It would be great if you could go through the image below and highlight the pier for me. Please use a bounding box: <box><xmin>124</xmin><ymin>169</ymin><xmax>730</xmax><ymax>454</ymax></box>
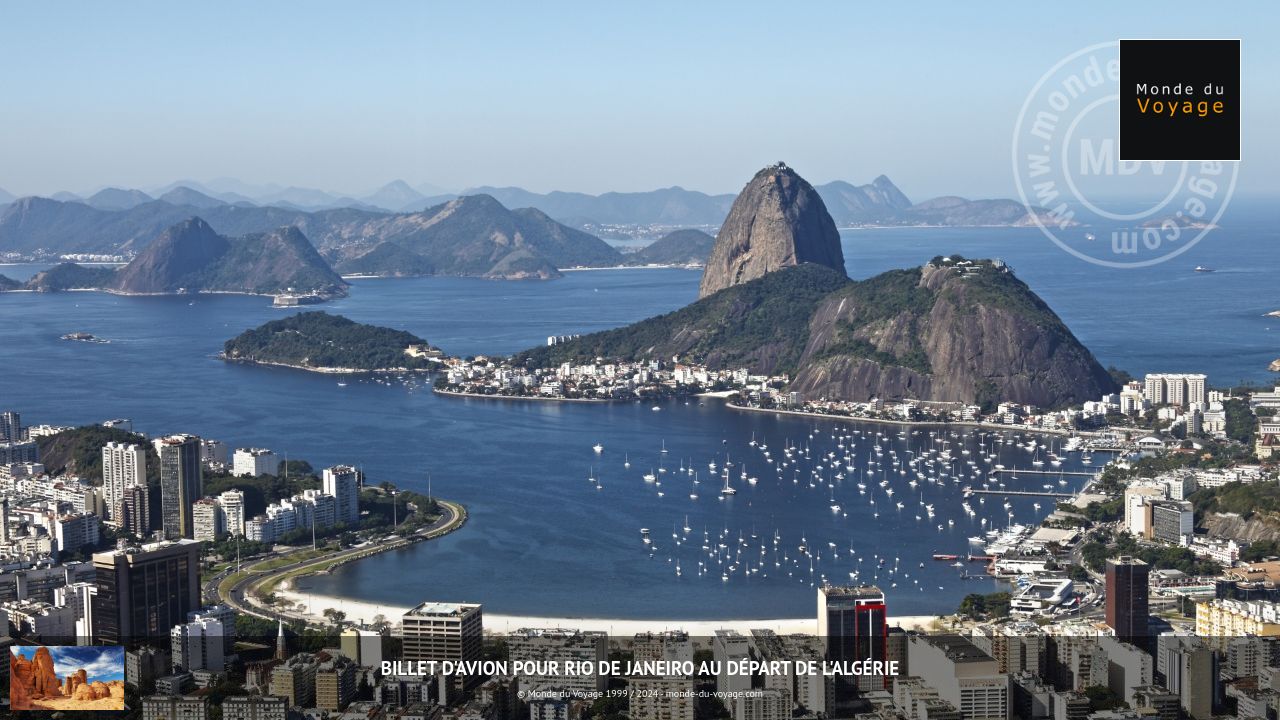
<box><xmin>966</xmin><ymin>488</ymin><xmax>1075</xmax><ymax>499</ymax></box>
<box><xmin>993</xmin><ymin>468</ymin><xmax>1098</xmax><ymax>477</ymax></box>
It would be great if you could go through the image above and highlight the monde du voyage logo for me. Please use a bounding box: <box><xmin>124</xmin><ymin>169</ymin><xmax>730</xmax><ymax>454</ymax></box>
<box><xmin>1013</xmin><ymin>40</ymin><xmax>1241</xmax><ymax>268</ymax></box>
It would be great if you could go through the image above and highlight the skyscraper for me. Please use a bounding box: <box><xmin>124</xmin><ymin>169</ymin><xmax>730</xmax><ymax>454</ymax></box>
<box><xmin>120</xmin><ymin>485</ymin><xmax>152</xmax><ymax>537</ymax></box>
<box><xmin>218</xmin><ymin>489</ymin><xmax>246</xmax><ymax>537</ymax></box>
<box><xmin>91</xmin><ymin>539</ymin><xmax>202</xmax><ymax>643</ymax></box>
<box><xmin>322</xmin><ymin>465</ymin><xmax>359</xmax><ymax>526</ymax></box>
<box><xmin>0</xmin><ymin>410</ymin><xmax>21</xmax><ymax>442</ymax></box>
<box><xmin>818</xmin><ymin>584</ymin><xmax>887</xmax><ymax>692</ymax></box>
<box><xmin>156</xmin><ymin>435</ymin><xmax>202</xmax><ymax>539</ymax></box>
<box><xmin>103</xmin><ymin>441</ymin><xmax>146</xmax><ymax>525</ymax></box>
<box><xmin>1106</xmin><ymin>557</ymin><xmax>1150</xmax><ymax>642</ymax></box>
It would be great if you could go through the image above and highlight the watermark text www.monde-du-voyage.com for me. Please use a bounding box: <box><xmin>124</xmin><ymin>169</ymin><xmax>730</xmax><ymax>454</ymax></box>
<box><xmin>1013</xmin><ymin>39</ymin><xmax>1241</xmax><ymax>269</ymax></box>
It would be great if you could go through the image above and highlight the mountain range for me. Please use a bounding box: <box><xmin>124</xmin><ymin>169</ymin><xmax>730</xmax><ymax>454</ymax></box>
<box><xmin>0</xmin><ymin>173</ymin><xmax>1058</xmax><ymax>251</ymax></box>
<box><xmin>9</xmin><ymin>218</ymin><xmax>347</xmax><ymax>296</ymax></box>
<box><xmin>515</xmin><ymin>163</ymin><xmax>1116</xmax><ymax>408</ymax></box>
<box><xmin>0</xmin><ymin>190</ymin><xmax>623</xmax><ymax>277</ymax></box>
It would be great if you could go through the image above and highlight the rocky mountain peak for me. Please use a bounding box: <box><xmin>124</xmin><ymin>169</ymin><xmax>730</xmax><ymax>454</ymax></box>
<box><xmin>698</xmin><ymin>163</ymin><xmax>845</xmax><ymax>298</ymax></box>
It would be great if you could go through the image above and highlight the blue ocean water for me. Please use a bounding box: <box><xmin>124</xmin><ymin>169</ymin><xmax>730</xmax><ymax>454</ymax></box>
<box><xmin>0</xmin><ymin>204</ymin><xmax>1275</xmax><ymax>619</ymax></box>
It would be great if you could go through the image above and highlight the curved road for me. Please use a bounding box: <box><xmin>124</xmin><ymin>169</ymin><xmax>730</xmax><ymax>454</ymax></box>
<box><xmin>212</xmin><ymin>499</ymin><xmax>467</xmax><ymax>623</ymax></box>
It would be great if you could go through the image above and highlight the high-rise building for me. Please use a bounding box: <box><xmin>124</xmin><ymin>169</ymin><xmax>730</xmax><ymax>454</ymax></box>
<box><xmin>172</xmin><ymin>617</ymin><xmax>226</xmax><ymax>672</ymax></box>
<box><xmin>1106</xmin><ymin>557</ymin><xmax>1150</xmax><ymax>642</ymax></box>
<box><xmin>818</xmin><ymin>584</ymin><xmax>887</xmax><ymax>692</ymax></box>
<box><xmin>315</xmin><ymin>654</ymin><xmax>358</xmax><ymax>711</ymax></box>
<box><xmin>120</xmin><ymin>485</ymin><xmax>152</xmax><ymax>537</ymax></box>
<box><xmin>713</xmin><ymin>630</ymin><xmax>754</xmax><ymax>695</ymax></box>
<box><xmin>218</xmin><ymin>489</ymin><xmax>246</xmax><ymax>537</ymax></box>
<box><xmin>91</xmin><ymin>540</ymin><xmax>202</xmax><ymax>643</ymax></box>
<box><xmin>507</xmin><ymin>627</ymin><xmax>609</xmax><ymax>694</ymax></box>
<box><xmin>340</xmin><ymin>626</ymin><xmax>385</xmax><ymax>668</ymax></box>
<box><xmin>0</xmin><ymin>410</ymin><xmax>21</xmax><ymax>442</ymax></box>
<box><xmin>1142</xmin><ymin>373</ymin><xmax>1208</xmax><ymax>408</ymax></box>
<box><xmin>192</xmin><ymin>498</ymin><xmax>223</xmax><ymax>542</ymax></box>
<box><xmin>233</xmin><ymin>448</ymin><xmax>278</xmax><ymax>478</ymax></box>
<box><xmin>102</xmin><ymin>441</ymin><xmax>146</xmax><ymax>524</ymax></box>
<box><xmin>157</xmin><ymin>435</ymin><xmax>202</xmax><ymax>539</ymax></box>
<box><xmin>907</xmin><ymin>634</ymin><xmax>1009</xmax><ymax>720</ymax></box>
<box><xmin>269</xmin><ymin>652</ymin><xmax>320</xmax><ymax>708</ymax></box>
<box><xmin>401</xmin><ymin>601</ymin><xmax>482</xmax><ymax>690</ymax></box>
<box><xmin>1151</xmin><ymin>501</ymin><xmax>1194</xmax><ymax>545</ymax></box>
<box><xmin>125</xmin><ymin>645</ymin><xmax>171</xmax><ymax>693</ymax></box>
<box><xmin>322</xmin><ymin>465</ymin><xmax>359</xmax><ymax>525</ymax></box>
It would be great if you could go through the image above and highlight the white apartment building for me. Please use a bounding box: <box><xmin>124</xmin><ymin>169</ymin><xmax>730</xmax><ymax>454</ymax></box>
<box><xmin>1143</xmin><ymin>373</ymin><xmax>1207</xmax><ymax>408</ymax></box>
<box><xmin>322</xmin><ymin>465</ymin><xmax>360</xmax><ymax>525</ymax></box>
<box><xmin>102</xmin><ymin>441</ymin><xmax>146</xmax><ymax>525</ymax></box>
<box><xmin>218</xmin><ymin>489</ymin><xmax>245</xmax><ymax>537</ymax></box>
<box><xmin>192</xmin><ymin>498</ymin><xmax>223</xmax><ymax>542</ymax></box>
<box><xmin>232</xmin><ymin>448</ymin><xmax>277</xmax><ymax>477</ymax></box>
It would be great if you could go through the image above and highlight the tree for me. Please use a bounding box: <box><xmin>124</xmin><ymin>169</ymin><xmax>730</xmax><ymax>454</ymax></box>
<box><xmin>322</xmin><ymin>607</ymin><xmax>348</xmax><ymax>627</ymax></box>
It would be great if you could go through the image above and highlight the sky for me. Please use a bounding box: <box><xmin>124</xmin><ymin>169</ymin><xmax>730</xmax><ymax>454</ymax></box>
<box><xmin>1</xmin><ymin>1</ymin><xmax>1276</xmax><ymax>199</ymax></box>
<box><xmin>11</xmin><ymin>646</ymin><xmax>126</xmax><ymax>683</ymax></box>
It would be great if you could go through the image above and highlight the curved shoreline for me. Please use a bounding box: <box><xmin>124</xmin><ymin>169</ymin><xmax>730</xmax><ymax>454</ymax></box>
<box><xmin>432</xmin><ymin>387</ymin><xmax>615</xmax><ymax>403</ymax></box>
<box><xmin>219</xmin><ymin>353</ymin><xmax>436</xmax><ymax>375</ymax></box>
<box><xmin>222</xmin><ymin>499</ymin><xmax>468</xmax><ymax>622</ymax></box>
<box><xmin>725</xmin><ymin>401</ymin><xmax>1095</xmax><ymax>437</ymax></box>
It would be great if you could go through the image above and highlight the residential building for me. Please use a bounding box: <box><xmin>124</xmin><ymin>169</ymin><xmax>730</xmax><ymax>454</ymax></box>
<box><xmin>126</xmin><ymin>646</ymin><xmax>171</xmax><ymax>692</ymax></box>
<box><xmin>120</xmin><ymin>485</ymin><xmax>152</xmax><ymax>537</ymax></box>
<box><xmin>218</xmin><ymin>489</ymin><xmax>246</xmax><ymax>537</ymax></box>
<box><xmin>629</xmin><ymin>676</ymin><xmax>695</xmax><ymax>720</ymax></box>
<box><xmin>192</xmin><ymin>498</ymin><xmax>223</xmax><ymax>542</ymax></box>
<box><xmin>907</xmin><ymin>634</ymin><xmax>1009</xmax><ymax>720</ymax></box>
<box><xmin>726</xmin><ymin>688</ymin><xmax>791</xmax><ymax>720</ymax></box>
<box><xmin>221</xmin><ymin>695</ymin><xmax>288</xmax><ymax>720</ymax></box>
<box><xmin>315</xmin><ymin>654</ymin><xmax>358</xmax><ymax>710</ymax></box>
<box><xmin>233</xmin><ymin>448</ymin><xmax>277</xmax><ymax>478</ymax></box>
<box><xmin>1151</xmin><ymin>501</ymin><xmax>1194</xmax><ymax>545</ymax></box>
<box><xmin>507</xmin><ymin>627</ymin><xmax>609</xmax><ymax>694</ymax></box>
<box><xmin>323</xmin><ymin>465</ymin><xmax>360</xmax><ymax>525</ymax></box>
<box><xmin>269</xmin><ymin>652</ymin><xmax>320</xmax><ymax>708</ymax></box>
<box><xmin>172</xmin><ymin>617</ymin><xmax>225</xmax><ymax>672</ymax></box>
<box><xmin>141</xmin><ymin>694</ymin><xmax>209</xmax><ymax>720</ymax></box>
<box><xmin>102</xmin><ymin>441</ymin><xmax>146</xmax><ymax>525</ymax></box>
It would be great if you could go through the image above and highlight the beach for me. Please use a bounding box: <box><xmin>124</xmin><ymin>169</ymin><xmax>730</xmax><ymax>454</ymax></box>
<box><xmin>277</xmin><ymin>587</ymin><xmax>942</xmax><ymax>635</ymax></box>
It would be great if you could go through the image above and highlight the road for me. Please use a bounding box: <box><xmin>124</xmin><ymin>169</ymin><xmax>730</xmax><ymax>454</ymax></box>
<box><xmin>209</xmin><ymin>499</ymin><xmax>466</xmax><ymax>623</ymax></box>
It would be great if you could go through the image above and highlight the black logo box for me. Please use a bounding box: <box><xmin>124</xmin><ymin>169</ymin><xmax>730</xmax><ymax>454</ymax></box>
<box><xmin>1119</xmin><ymin>39</ymin><xmax>1240</xmax><ymax>161</ymax></box>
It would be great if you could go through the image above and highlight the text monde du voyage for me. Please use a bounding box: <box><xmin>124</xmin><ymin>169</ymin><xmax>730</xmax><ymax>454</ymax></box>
<box><xmin>384</xmin><ymin>659</ymin><xmax>901</xmax><ymax>678</ymax></box>
<box><xmin>1134</xmin><ymin>82</ymin><xmax>1228</xmax><ymax>118</ymax></box>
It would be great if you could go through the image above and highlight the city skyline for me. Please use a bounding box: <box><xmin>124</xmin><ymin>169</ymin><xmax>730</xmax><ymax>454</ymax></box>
<box><xmin>1</xmin><ymin>1</ymin><xmax>1277</xmax><ymax>199</ymax></box>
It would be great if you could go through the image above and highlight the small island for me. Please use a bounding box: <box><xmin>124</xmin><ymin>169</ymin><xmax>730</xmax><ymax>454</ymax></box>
<box><xmin>222</xmin><ymin>311</ymin><xmax>442</xmax><ymax>373</ymax></box>
<box><xmin>60</xmin><ymin>332</ymin><xmax>109</xmax><ymax>344</ymax></box>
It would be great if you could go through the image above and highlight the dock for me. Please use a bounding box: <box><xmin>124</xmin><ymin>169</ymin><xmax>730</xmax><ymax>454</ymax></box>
<box><xmin>993</xmin><ymin>469</ymin><xmax>1098</xmax><ymax>477</ymax></box>
<box><xmin>966</xmin><ymin>489</ymin><xmax>1075</xmax><ymax>499</ymax></box>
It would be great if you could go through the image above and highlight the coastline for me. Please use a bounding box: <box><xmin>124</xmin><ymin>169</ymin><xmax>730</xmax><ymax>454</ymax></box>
<box><xmin>274</xmin><ymin>588</ymin><xmax>941</xmax><ymax>635</ymax></box>
<box><xmin>433</xmin><ymin>386</ymin><xmax>616</xmax><ymax>403</ymax></box>
<box><xmin>725</xmin><ymin>401</ymin><xmax>1091</xmax><ymax>438</ymax></box>
<box><xmin>220</xmin><ymin>353</ymin><xmax>436</xmax><ymax>375</ymax></box>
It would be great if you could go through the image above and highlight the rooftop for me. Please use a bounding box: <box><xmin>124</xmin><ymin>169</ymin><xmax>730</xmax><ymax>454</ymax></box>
<box><xmin>405</xmin><ymin>601</ymin><xmax>481</xmax><ymax>618</ymax></box>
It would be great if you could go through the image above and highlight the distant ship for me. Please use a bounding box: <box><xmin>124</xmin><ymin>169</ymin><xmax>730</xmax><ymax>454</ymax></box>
<box><xmin>1194</xmin><ymin>265</ymin><xmax>1214</xmax><ymax>273</ymax></box>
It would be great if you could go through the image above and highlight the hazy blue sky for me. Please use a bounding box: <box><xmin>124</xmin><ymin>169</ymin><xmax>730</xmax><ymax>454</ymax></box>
<box><xmin>1</xmin><ymin>2</ymin><xmax>1274</xmax><ymax>199</ymax></box>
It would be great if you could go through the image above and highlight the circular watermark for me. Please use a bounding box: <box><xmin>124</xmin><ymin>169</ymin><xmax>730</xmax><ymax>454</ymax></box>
<box><xmin>1011</xmin><ymin>41</ymin><xmax>1238</xmax><ymax>268</ymax></box>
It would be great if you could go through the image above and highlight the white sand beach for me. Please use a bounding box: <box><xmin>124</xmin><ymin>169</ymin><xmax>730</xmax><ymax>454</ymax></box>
<box><xmin>276</xmin><ymin>587</ymin><xmax>942</xmax><ymax>635</ymax></box>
